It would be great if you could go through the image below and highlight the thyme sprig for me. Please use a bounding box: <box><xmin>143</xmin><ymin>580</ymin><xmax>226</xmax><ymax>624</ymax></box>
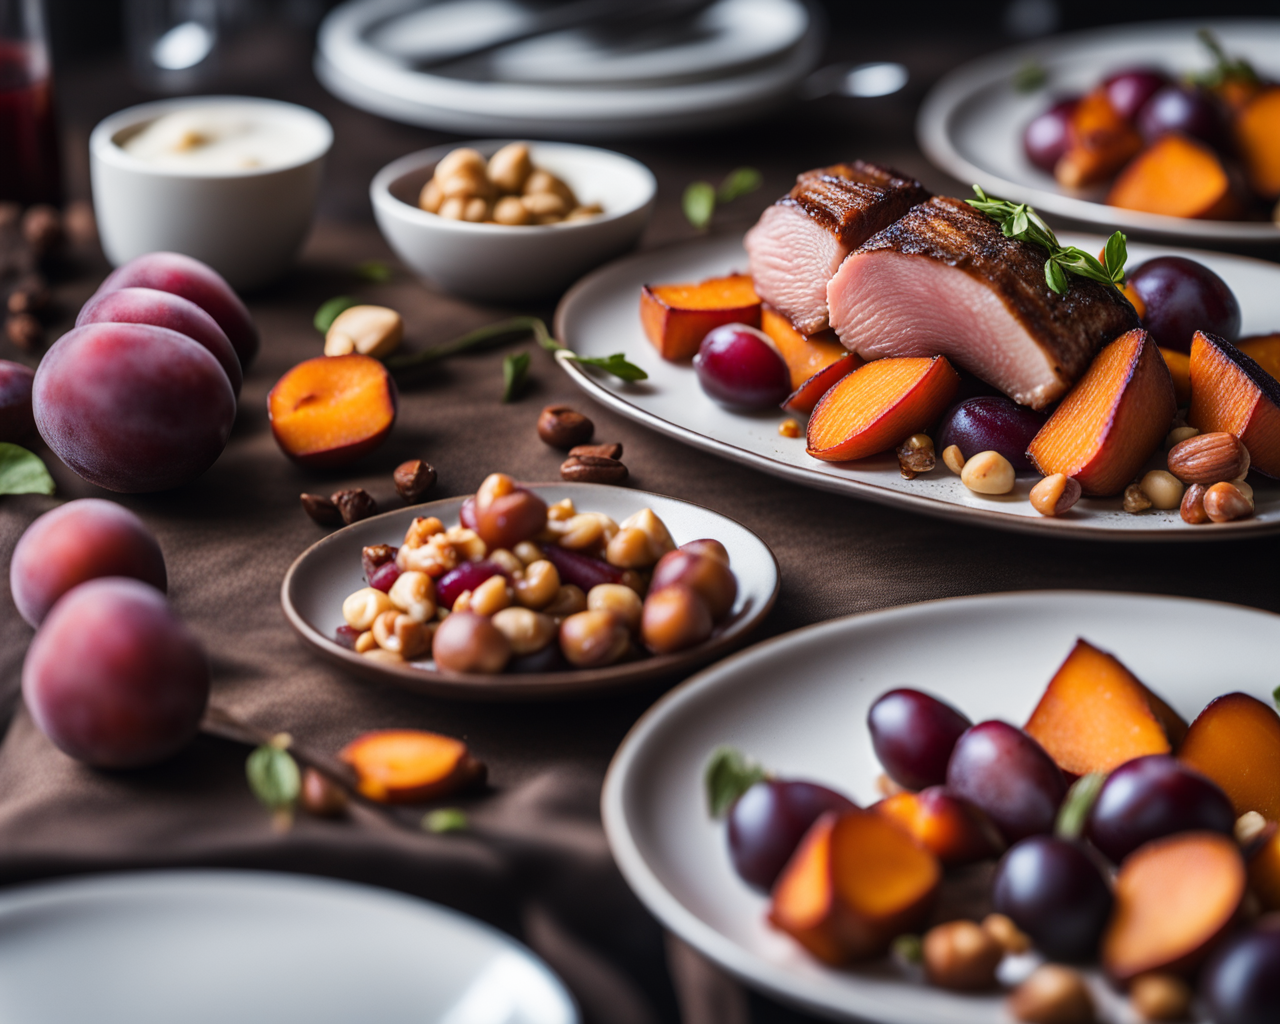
<box><xmin>966</xmin><ymin>186</ymin><xmax>1128</xmax><ymax>295</ymax></box>
<box><xmin>1190</xmin><ymin>28</ymin><xmax>1258</xmax><ymax>89</ymax></box>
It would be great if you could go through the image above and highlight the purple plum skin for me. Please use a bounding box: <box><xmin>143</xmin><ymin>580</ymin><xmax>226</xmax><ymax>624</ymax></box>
<box><xmin>1200</xmin><ymin>919</ymin><xmax>1280</xmax><ymax>1024</ymax></box>
<box><xmin>946</xmin><ymin>721</ymin><xmax>1067</xmax><ymax>844</ymax></box>
<box><xmin>1024</xmin><ymin>96</ymin><xmax>1080</xmax><ymax>174</ymax></box>
<box><xmin>1137</xmin><ymin>84</ymin><xmax>1229</xmax><ymax>150</ymax></box>
<box><xmin>22</xmin><ymin>577</ymin><xmax>208</xmax><ymax>768</ymax></box>
<box><xmin>694</xmin><ymin>324</ymin><xmax>791</xmax><ymax>410</ymax></box>
<box><xmin>727</xmin><ymin>778</ymin><xmax>857</xmax><ymax>891</ymax></box>
<box><xmin>1103</xmin><ymin>68</ymin><xmax>1169</xmax><ymax>121</ymax></box>
<box><xmin>436</xmin><ymin>560</ymin><xmax>508</xmax><ymax>610</ymax></box>
<box><xmin>9</xmin><ymin>498</ymin><xmax>167</xmax><ymax>627</ymax></box>
<box><xmin>0</xmin><ymin>359</ymin><xmax>36</xmax><ymax>442</ymax></box>
<box><xmin>1128</xmin><ymin>256</ymin><xmax>1242</xmax><ymax>354</ymax></box>
<box><xmin>935</xmin><ymin>396</ymin><xmax>1047</xmax><ymax>473</ymax></box>
<box><xmin>868</xmin><ymin>688</ymin><xmax>972</xmax><ymax>791</ymax></box>
<box><xmin>1086</xmin><ymin>754</ymin><xmax>1235</xmax><ymax>863</ymax></box>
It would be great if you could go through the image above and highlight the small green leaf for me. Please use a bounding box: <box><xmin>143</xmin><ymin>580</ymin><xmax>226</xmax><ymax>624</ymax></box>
<box><xmin>246</xmin><ymin>743</ymin><xmax>301</xmax><ymax>811</ymax></box>
<box><xmin>423</xmin><ymin>808</ymin><xmax>468</xmax><ymax>834</ymax></box>
<box><xmin>1104</xmin><ymin>231</ymin><xmax>1128</xmax><ymax>283</ymax></box>
<box><xmin>1045</xmin><ymin>259</ymin><xmax>1069</xmax><ymax>295</ymax></box>
<box><xmin>314</xmin><ymin>296</ymin><xmax>359</xmax><ymax>334</ymax></box>
<box><xmin>355</xmin><ymin>259</ymin><xmax>393</xmax><ymax>283</ymax></box>
<box><xmin>1273</xmin><ymin>684</ymin><xmax>1280</xmax><ymax>711</ymax></box>
<box><xmin>0</xmin><ymin>444</ymin><xmax>55</xmax><ymax>496</ymax></box>
<box><xmin>1012</xmin><ymin>60</ymin><xmax>1048</xmax><ymax>93</ymax></box>
<box><xmin>717</xmin><ymin>167</ymin><xmax>762</xmax><ymax>204</ymax></box>
<box><xmin>892</xmin><ymin>934</ymin><xmax>924</xmax><ymax>964</ymax></box>
<box><xmin>567</xmin><ymin>352</ymin><xmax>649</xmax><ymax>382</ymax></box>
<box><xmin>705</xmin><ymin>746</ymin><xmax>767</xmax><ymax>818</ymax></box>
<box><xmin>1055</xmin><ymin>772</ymin><xmax>1108</xmax><ymax>840</ymax></box>
<box><xmin>502</xmin><ymin>351</ymin><xmax>530</xmax><ymax>402</ymax></box>
<box><xmin>683</xmin><ymin>181</ymin><xmax>717</xmax><ymax>231</ymax></box>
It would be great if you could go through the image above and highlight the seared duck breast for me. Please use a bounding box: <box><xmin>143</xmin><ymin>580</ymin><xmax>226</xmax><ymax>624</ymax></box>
<box><xmin>745</xmin><ymin>162</ymin><xmax>928</xmax><ymax>336</ymax></box>
<box><xmin>826</xmin><ymin>197</ymin><xmax>1141</xmax><ymax>409</ymax></box>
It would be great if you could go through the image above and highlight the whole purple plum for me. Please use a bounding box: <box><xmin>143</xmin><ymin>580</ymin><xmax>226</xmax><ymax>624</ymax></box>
<box><xmin>935</xmin><ymin>396</ymin><xmax>1047</xmax><ymax>473</ymax></box>
<box><xmin>694</xmin><ymin>324</ymin><xmax>791</xmax><ymax>410</ymax></box>
<box><xmin>0</xmin><ymin>360</ymin><xmax>35</xmax><ymax>442</ymax></box>
<box><xmin>946</xmin><ymin>721</ymin><xmax>1067</xmax><ymax>843</ymax></box>
<box><xmin>1136</xmin><ymin>84</ymin><xmax>1229</xmax><ymax>150</ymax></box>
<box><xmin>1103</xmin><ymin>68</ymin><xmax>1168</xmax><ymax>120</ymax></box>
<box><xmin>1128</xmin><ymin>256</ymin><xmax>1241</xmax><ymax>354</ymax></box>
<box><xmin>1024</xmin><ymin>96</ymin><xmax>1080</xmax><ymax>174</ymax></box>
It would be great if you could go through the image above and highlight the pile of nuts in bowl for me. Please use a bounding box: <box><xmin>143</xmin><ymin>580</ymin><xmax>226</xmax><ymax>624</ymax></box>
<box><xmin>417</xmin><ymin>143</ymin><xmax>603</xmax><ymax>226</ymax></box>
<box><xmin>336</xmin><ymin>473</ymin><xmax>739</xmax><ymax>674</ymax></box>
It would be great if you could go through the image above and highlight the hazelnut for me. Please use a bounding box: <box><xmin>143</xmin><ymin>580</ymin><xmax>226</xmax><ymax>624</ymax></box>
<box><xmin>493</xmin><ymin>195</ymin><xmax>530</xmax><ymax>226</ymax></box>
<box><xmin>432</xmin><ymin>611</ymin><xmax>510</xmax><ymax>674</ymax></box>
<box><xmin>332</xmin><ymin>488</ymin><xmax>379</xmax><ymax>525</ymax></box>
<box><xmin>942</xmin><ymin>444</ymin><xmax>965</xmax><ymax>474</ymax></box>
<box><xmin>960</xmin><ymin>450</ymin><xmax>1015</xmax><ymax>495</ymax></box>
<box><xmin>1009</xmin><ymin>965</ymin><xmax>1095</xmax><ymax>1024</ymax></box>
<box><xmin>487</xmin><ymin>142</ymin><xmax>532</xmax><ymax>193</ymax></box>
<box><xmin>6</xmin><ymin>312</ymin><xmax>42</xmax><ymax>350</ymax></box>
<box><xmin>434</xmin><ymin>147</ymin><xmax>487</xmax><ymax>182</ymax></box>
<box><xmin>1180</xmin><ymin>482</ymin><xmax>1209</xmax><ymax>525</ymax></box>
<box><xmin>1123</xmin><ymin>483</ymin><xmax>1153</xmax><ymax>513</ymax></box>
<box><xmin>1203</xmin><ymin>481</ymin><xmax>1253</xmax><ymax>523</ymax></box>
<box><xmin>641</xmin><ymin>584</ymin><xmax>712</xmax><ymax>655</ymax></box>
<box><xmin>922</xmin><ymin>919</ymin><xmax>1002</xmax><ymax>991</ymax></box>
<box><xmin>1129</xmin><ymin>972</ymin><xmax>1191</xmax><ymax>1021</ymax></box>
<box><xmin>301</xmin><ymin>493</ymin><xmax>343</xmax><ymax>526</ymax></box>
<box><xmin>897</xmin><ymin>434</ymin><xmax>936</xmax><ymax>479</ymax></box>
<box><xmin>982</xmin><ymin>912</ymin><xmax>1031</xmax><ymax>954</ymax></box>
<box><xmin>537</xmin><ymin>404</ymin><xmax>594</xmax><ymax>449</ymax></box>
<box><xmin>1030</xmin><ymin>474</ymin><xmax>1082</xmax><ymax>517</ymax></box>
<box><xmin>1138</xmin><ymin>470</ymin><xmax>1184</xmax><ymax>511</ymax></box>
<box><xmin>418</xmin><ymin>178</ymin><xmax>444</xmax><ymax>213</ymax></box>
<box><xmin>559</xmin><ymin>610</ymin><xmax>630</xmax><ymax>667</ymax></box>
<box><xmin>393</xmin><ymin>459</ymin><xmax>437</xmax><ymax>501</ymax></box>
<box><xmin>300</xmin><ymin>767</ymin><xmax>349</xmax><ymax>817</ymax></box>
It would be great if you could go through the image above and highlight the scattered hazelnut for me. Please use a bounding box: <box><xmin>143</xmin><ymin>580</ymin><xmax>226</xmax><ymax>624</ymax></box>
<box><xmin>942</xmin><ymin>444</ymin><xmax>965</xmax><ymax>475</ymax></box>
<box><xmin>300</xmin><ymin>767</ymin><xmax>349</xmax><ymax>818</ymax></box>
<box><xmin>1164</xmin><ymin>425</ymin><xmax>1199</xmax><ymax>449</ymax></box>
<box><xmin>1203</xmin><ymin>480</ymin><xmax>1253</xmax><ymax>523</ymax></box>
<box><xmin>561</xmin><ymin>454</ymin><xmax>628</xmax><ymax>485</ymax></box>
<box><xmin>1123</xmin><ymin>483</ymin><xmax>1153</xmax><ymax>513</ymax></box>
<box><xmin>897</xmin><ymin>434</ymin><xmax>936</xmax><ymax>479</ymax></box>
<box><xmin>778</xmin><ymin>419</ymin><xmax>801</xmax><ymax>438</ymax></box>
<box><xmin>301</xmin><ymin>493</ymin><xmax>343</xmax><ymax>526</ymax></box>
<box><xmin>332</xmin><ymin>488</ymin><xmax>379</xmax><ymax>525</ymax></box>
<box><xmin>393</xmin><ymin>459</ymin><xmax>437</xmax><ymax>501</ymax></box>
<box><xmin>487</xmin><ymin>142</ymin><xmax>533</xmax><ymax>194</ymax></box>
<box><xmin>1180</xmin><ymin>482</ymin><xmax>1209</xmax><ymax>525</ymax></box>
<box><xmin>21</xmin><ymin>204</ymin><xmax>61</xmax><ymax>254</ymax></box>
<box><xmin>982</xmin><ymin>913</ymin><xmax>1032</xmax><ymax>954</ymax></box>
<box><xmin>7</xmin><ymin>274</ymin><xmax>48</xmax><ymax>314</ymax></box>
<box><xmin>921</xmin><ymin>920</ymin><xmax>1002</xmax><ymax>990</ymax></box>
<box><xmin>1129</xmin><ymin>972</ymin><xmax>1192</xmax><ymax>1021</ymax></box>
<box><xmin>5</xmin><ymin>312</ymin><xmax>42</xmax><ymax>350</ymax></box>
<box><xmin>1008</xmin><ymin>964</ymin><xmax>1095</xmax><ymax>1024</ymax></box>
<box><xmin>537</xmin><ymin>403</ymin><xmax>594</xmax><ymax>449</ymax></box>
<box><xmin>1138</xmin><ymin>470</ymin><xmax>1184</xmax><ymax>510</ymax></box>
<box><xmin>1030</xmin><ymin>473</ymin><xmax>1082</xmax><ymax>516</ymax></box>
<box><xmin>960</xmin><ymin>450</ymin><xmax>1015</xmax><ymax>495</ymax></box>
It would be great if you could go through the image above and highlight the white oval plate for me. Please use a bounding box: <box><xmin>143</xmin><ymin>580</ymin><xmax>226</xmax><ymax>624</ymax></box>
<box><xmin>555</xmin><ymin>232</ymin><xmax>1280</xmax><ymax>540</ymax></box>
<box><xmin>917</xmin><ymin>19</ymin><xmax>1280</xmax><ymax>245</ymax></box>
<box><xmin>0</xmin><ymin>870</ymin><xmax>575</xmax><ymax>1024</ymax></box>
<box><xmin>282</xmin><ymin>483</ymin><xmax>779</xmax><ymax>700</ymax></box>
<box><xmin>602</xmin><ymin>590</ymin><xmax>1280</xmax><ymax>1024</ymax></box>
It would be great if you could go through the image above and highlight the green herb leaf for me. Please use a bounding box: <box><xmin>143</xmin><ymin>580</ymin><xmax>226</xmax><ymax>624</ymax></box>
<box><xmin>704</xmin><ymin>746</ymin><xmax>767</xmax><ymax>818</ymax></box>
<box><xmin>423</xmin><ymin>808</ymin><xmax>468</xmax><ymax>834</ymax></box>
<box><xmin>891</xmin><ymin>934</ymin><xmax>924</xmax><ymax>964</ymax></box>
<box><xmin>314</xmin><ymin>296</ymin><xmax>359</xmax><ymax>334</ymax></box>
<box><xmin>1055</xmin><ymin>771</ymin><xmax>1108</xmax><ymax>840</ymax></box>
<box><xmin>717</xmin><ymin>167</ymin><xmax>763</xmax><ymax>204</ymax></box>
<box><xmin>1013</xmin><ymin>59</ymin><xmax>1048</xmax><ymax>93</ymax></box>
<box><xmin>355</xmin><ymin>259</ymin><xmax>393</xmax><ymax>283</ymax></box>
<box><xmin>567</xmin><ymin>352</ymin><xmax>649</xmax><ymax>382</ymax></box>
<box><xmin>1045</xmin><ymin>259</ymin><xmax>1070</xmax><ymax>295</ymax></box>
<box><xmin>683</xmin><ymin>181</ymin><xmax>717</xmax><ymax>231</ymax></box>
<box><xmin>0</xmin><ymin>444</ymin><xmax>55</xmax><ymax>496</ymax></box>
<box><xmin>1104</xmin><ymin>230</ymin><xmax>1128</xmax><ymax>284</ymax></box>
<box><xmin>1273</xmin><ymin>683</ymin><xmax>1280</xmax><ymax>711</ymax></box>
<box><xmin>246</xmin><ymin>742</ymin><xmax>301</xmax><ymax>811</ymax></box>
<box><xmin>502</xmin><ymin>351</ymin><xmax>531</xmax><ymax>402</ymax></box>
<box><xmin>1191</xmin><ymin>28</ymin><xmax>1259</xmax><ymax>88</ymax></box>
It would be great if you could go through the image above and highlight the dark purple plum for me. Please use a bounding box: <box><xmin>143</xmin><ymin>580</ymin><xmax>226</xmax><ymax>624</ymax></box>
<box><xmin>1200</xmin><ymin>918</ymin><xmax>1280</xmax><ymax>1024</ymax></box>
<box><xmin>868</xmin><ymin>688</ymin><xmax>972</xmax><ymax>791</ymax></box>
<box><xmin>1024</xmin><ymin>96</ymin><xmax>1080</xmax><ymax>174</ymax></box>
<box><xmin>935</xmin><ymin>396</ymin><xmax>1047</xmax><ymax>473</ymax></box>
<box><xmin>727</xmin><ymin>778</ymin><xmax>857</xmax><ymax>890</ymax></box>
<box><xmin>334</xmin><ymin>624</ymin><xmax>360</xmax><ymax>649</ymax></box>
<box><xmin>368</xmin><ymin>561</ymin><xmax>401</xmax><ymax>592</ymax></box>
<box><xmin>1137</xmin><ymin>84</ymin><xmax>1229</xmax><ymax>150</ymax></box>
<box><xmin>436</xmin><ymin>560</ymin><xmax>509</xmax><ymax>610</ymax></box>
<box><xmin>1087</xmin><ymin>754</ymin><xmax>1235</xmax><ymax>863</ymax></box>
<box><xmin>1129</xmin><ymin>256</ymin><xmax>1242</xmax><ymax>354</ymax></box>
<box><xmin>1103</xmin><ymin>68</ymin><xmax>1169</xmax><ymax>121</ymax></box>
<box><xmin>946</xmin><ymin>721</ymin><xmax>1067</xmax><ymax>843</ymax></box>
<box><xmin>694</xmin><ymin>324</ymin><xmax>791</xmax><ymax>410</ymax></box>
<box><xmin>538</xmin><ymin>542</ymin><xmax>624</xmax><ymax>592</ymax></box>
<box><xmin>0</xmin><ymin>360</ymin><xmax>35</xmax><ymax>442</ymax></box>
<box><xmin>993</xmin><ymin>836</ymin><xmax>1112</xmax><ymax>962</ymax></box>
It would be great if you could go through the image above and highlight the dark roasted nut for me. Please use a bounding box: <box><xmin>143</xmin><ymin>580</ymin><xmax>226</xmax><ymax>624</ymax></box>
<box><xmin>7</xmin><ymin>274</ymin><xmax>48</xmax><ymax>314</ymax></box>
<box><xmin>361</xmin><ymin>544</ymin><xmax>398</xmax><ymax>580</ymax></box>
<box><xmin>300</xmin><ymin>767</ymin><xmax>349</xmax><ymax>817</ymax></box>
<box><xmin>62</xmin><ymin>200</ymin><xmax>97</xmax><ymax>248</ymax></box>
<box><xmin>301</xmin><ymin>493</ymin><xmax>343</xmax><ymax>526</ymax></box>
<box><xmin>560</xmin><ymin>454</ymin><xmax>628</xmax><ymax>484</ymax></box>
<box><xmin>5</xmin><ymin>312</ymin><xmax>42</xmax><ymax>350</ymax></box>
<box><xmin>569</xmin><ymin>442</ymin><xmax>622</xmax><ymax>460</ymax></box>
<box><xmin>393</xmin><ymin>458</ymin><xmax>436</xmax><ymax>501</ymax></box>
<box><xmin>1180</xmin><ymin>483</ymin><xmax>1209</xmax><ymax>525</ymax></box>
<box><xmin>1203</xmin><ymin>481</ymin><xmax>1253</xmax><ymax>523</ymax></box>
<box><xmin>1166</xmin><ymin>432</ymin><xmax>1247</xmax><ymax>484</ymax></box>
<box><xmin>332</xmin><ymin>488</ymin><xmax>379</xmax><ymax>525</ymax></box>
<box><xmin>21</xmin><ymin>204</ymin><xmax>61</xmax><ymax>254</ymax></box>
<box><xmin>537</xmin><ymin>404</ymin><xmax>594</xmax><ymax>449</ymax></box>
<box><xmin>897</xmin><ymin>434</ymin><xmax>936</xmax><ymax>479</ymax></box>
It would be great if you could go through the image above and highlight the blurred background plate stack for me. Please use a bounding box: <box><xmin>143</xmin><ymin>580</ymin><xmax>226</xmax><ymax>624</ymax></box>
<box><xmin>315</xmin><ymin>0</ymin><xmax>824</xmax><ymax>137</ymax></box>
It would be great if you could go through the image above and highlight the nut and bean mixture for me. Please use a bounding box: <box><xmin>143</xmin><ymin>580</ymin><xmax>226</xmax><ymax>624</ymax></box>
<box><xmin>335</xmin><ymin>472</ymin><xmax>738</xmax><ymax>674</ymax></box>
<box><xmin>418</xmin><ymin>144</ymin><xmax>603</xmax><ymax>226</ymax></box>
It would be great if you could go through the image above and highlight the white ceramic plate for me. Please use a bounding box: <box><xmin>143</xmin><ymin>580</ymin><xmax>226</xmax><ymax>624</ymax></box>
<box><xmin>0</xmin><ymin>870</ymin><xmax>575</xmax><ymax>1024</ymax></box>
<box><xmin>917</xmin><ymin>19</ymin><xmax>1280</xmax><ymax>245</ymax></box>
<box><xmin>555</xmin><ymin>232</ymin><xmax>1280</xmax><ymax>540</ymax></box>
<box><xmin>602</xmin><ymin>590</ymin><xmax>1280</xmax><ymax>1023</ymax></box>
<box><xmin>282</xmin><ymin>483</ymin><xmax>779</xmax><ymax>700</ymax></box>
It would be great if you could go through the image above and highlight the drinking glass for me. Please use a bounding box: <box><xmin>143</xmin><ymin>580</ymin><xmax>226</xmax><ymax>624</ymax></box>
<box><xmin>0</xmin><ymin>0</ymin><xmax>61</xmax><ymax>204</ymax></box>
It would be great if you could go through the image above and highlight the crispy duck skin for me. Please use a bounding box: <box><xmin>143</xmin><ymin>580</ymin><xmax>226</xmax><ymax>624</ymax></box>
<box><xmin>745</xmin><ymin>162</ymin><xmax>929</xmax><ymax>335</ymax></box>
<box><xmin>826</xmin><ymin>197</ymin><xmax>1142</xmax><ymax>409</ymax></box>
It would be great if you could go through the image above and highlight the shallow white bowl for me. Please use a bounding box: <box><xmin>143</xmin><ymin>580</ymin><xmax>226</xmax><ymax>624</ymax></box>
<box><xmin>90</xmin><ymin>96</ymin><xmax>332</xmax><ymax>290</ymax></box>
<box><xmin>370</xmin><ymin>140</ymin><xmax>655</xmax><ymax>302</ymax></box>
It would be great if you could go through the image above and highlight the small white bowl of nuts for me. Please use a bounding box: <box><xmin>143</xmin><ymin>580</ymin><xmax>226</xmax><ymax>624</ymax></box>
<box><xmin>371</xmin><ymin>140</ymin><xmax>656</xmax><ymax>302</ymax></box>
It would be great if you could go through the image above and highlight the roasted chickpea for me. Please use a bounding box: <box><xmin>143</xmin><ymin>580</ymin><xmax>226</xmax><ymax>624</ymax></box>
<box><xmin>432</xmin><ymin>611</ymin><xmax>510</xmax><ymax>674</ymax></box>
<box><xmin>587</xmin><ymin>583</ymin><xmax>643</xmax><ymax>632</ymax></box>
<box><xmin>469</xmin><ymin>574</ymin><xmax>512</xmax><ymax>616</ymax></box>
<box><xmin>543</xmin><ymin>584</ymin><xmax>587</xmax><ymax>618</ymax></box>
<box><xmin>491</xmin><ymin>607</ymin><xmax>556</xmax><ymax>655</ymax></box>
<box><xmin>649</xmin><ymin>550</ymin><xmax>737</xmax><ymax>621</ymax></box>
<box><xmin>641</xmin><ymin>584</ymin><xmax>713</xmax><ymax>655</ymax></box>
<box><xmin>342</xmin><ymin>587</ymin><xmax>395</xmax><ymax>630</ymax></box>
<box><xmin>514</xmin><ymin>559</ymin><xmax>560</xmax><ymax>609</ymax></box>
<box><xmin>559</xmin><ymin>610</ymin><xmax>630</xmax><ymax>668</ymax></box>
<box><xmin>387</xmin><ymin>570</ymin><xmax>436</xmax><ymax>623</ymax></box>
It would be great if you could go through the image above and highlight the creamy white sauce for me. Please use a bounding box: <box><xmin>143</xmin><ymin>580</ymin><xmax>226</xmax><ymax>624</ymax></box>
<box><xmin>120</xmin><ymin>107</ymin><xmax>314</xmax><ymax>173</ymax></box>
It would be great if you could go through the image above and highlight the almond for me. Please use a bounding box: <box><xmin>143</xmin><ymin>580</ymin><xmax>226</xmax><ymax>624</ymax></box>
<box><xmin>1166</xmin><ymin>432</ymin><xmax>1247</xmax><ymax>484</ymax></box>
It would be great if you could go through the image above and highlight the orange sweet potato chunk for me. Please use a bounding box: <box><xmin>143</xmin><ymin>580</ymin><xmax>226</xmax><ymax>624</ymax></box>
<box><xmin>806</xmin><ymin>356</ymin><xmax>959</xmax><ymax>463</ymax></box>
<box><xmin>1179</xmin><ymin>692</ymin><xmax>1280</xmax><ymax>821</ymax></box>
<box><xmin>1248</xmin><ymin>824</ymin><xmax>1280</xmax><ymax>912</ymax></box>
<box><xmin>639</xmin><ymin>274</ymin><xmax>760</xmax><ymax>361</ymax></box>
<box><xmin>1107</xmin><ymin>135</ymin><xmax>1240</xmax><ymax>219</ymax></box>
<box><xmin>873</xmin><ymin>787</ymin><xmax>1004</xmax><ymax>866</ymax></box>
<box><xmin>1025</xmin><ymin>639</ymin><xmax>1186</xmax><ymax>776</ymax></box>
<box><xmin>1237</xmin><ymin>334</ymin><xmax>1280</xmax><ymax>383</ymax></box>
<box><xmin>760</xmin><ymin>306</ymin><xmax>851</xmax><ymax>390</ymax></box>
<box><xmin>782</xmin><ymin>355</ymin><xmax>860</xmax><ymax>415</ymax></box>
<box><xmin>339</xmin><ymin>729</ymin><xmax>486</xmax><ymax>804</ymax></box>
<box><xmin>1188</xmin><ymin>330</ymin><xmax>1280</xmax><ymax>478</ymax></box>
<box><xmin>1055</xmin><ymin>88</ymin><xmax>1145</xmax><ymax>189</ymax></box>
<box><xmin>1160</xmin><ymin>347</ymin><xmax>1192</xmax><ymax>405</ymax></box>
<box><xmin>268</xmin><ymin>354</ymin><xmax>397</xmax><ymax>468</ymax></box>
<box><xmin>1102</xmin><ymin>832</ymin><xmax>1246</xmax><ymax>983</ymax></box>
<box><xmin>1027</xmin><ymin>328</ymin><xmax>1177</xmax><ymax>496</ymax></box>
<box><xmin>1236</xmin><ymin>86</ymin><xmax>1280</xmax><ymax>200</ymax></box>
<box><xmin>769</xmin><ymin>809</ymin><xmax>940</xmax><ymax>965</ymax></box>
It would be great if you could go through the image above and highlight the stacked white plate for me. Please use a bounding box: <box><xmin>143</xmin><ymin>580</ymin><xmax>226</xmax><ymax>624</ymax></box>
<box><xmin>315</xmin><ymin>0</ymin><xmax>822</xmax><ymax>137</ymax></box>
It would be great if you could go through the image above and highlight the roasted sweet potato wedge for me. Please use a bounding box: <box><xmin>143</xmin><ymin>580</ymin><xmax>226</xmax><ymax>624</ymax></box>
<box><xmin>1236</xmin><ymin>85</ymin><xmax>1280</xmax><ymax>200</ymax></box>
<box><xmin>639</xmin><ymin>273</ymin><xmax>760</xmax><ymax>361</ymax></box>
<box><xmin>1179</xmin><ymin>692</ymin><xmax>1280</xmax><ymax>820</ymax></box>
<box><xmin>873</xmin><ymin>787</ymin><xmax>1004</xmax><ymax>865</ymax></box>
<box><xmin>760</xmin><ymin>306</ymin><xmax>851</xmax><ymax>390</ymax></box>
<box><xmin>1107</xmin><ymin>135</ymin><xmax>1240</xmax><ymax>220</ymax></box>
<box><xmin>782</xmin><ymin>355</ymin><xmax>860</xmax><ymax>415</ymax></box>
<box><xmin>1055</xmin><ymin>88</ymin><xmax>1145</xmax><ymax>189</ymax></box>
<box><xmin>339</xmin><ymin>729</ymin><xmax>486</xmax><ymax>804</ymax></box>
<box><xmin>1188</xmin><ymin>330</ymin><xmax>1280</xmax><ymax>478</ymax></box>
<box><xmin>1236</xmin><ymin>333</ymin><xmax>1280</xmax><ymax>382</ymax></box>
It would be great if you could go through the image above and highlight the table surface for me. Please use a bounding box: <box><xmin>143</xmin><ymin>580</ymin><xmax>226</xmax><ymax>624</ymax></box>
<box><xmin>2</xmin><ymin>19</ymin><xmax>1277</xmax><ymax>1024</ymax></box>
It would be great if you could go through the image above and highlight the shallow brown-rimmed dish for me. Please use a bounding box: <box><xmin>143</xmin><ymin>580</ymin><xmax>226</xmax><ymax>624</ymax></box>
<box><xmin>281</xmin><ymin>482</ymin><xmax>779</xmax><ymax>700</ymax></box>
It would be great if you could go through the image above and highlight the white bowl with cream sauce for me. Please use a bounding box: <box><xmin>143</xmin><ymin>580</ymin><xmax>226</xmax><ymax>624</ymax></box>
<box><xmin>91</xmin><ymin>96</ymin><xmax>333</xmax><ymax>290</ymax></box>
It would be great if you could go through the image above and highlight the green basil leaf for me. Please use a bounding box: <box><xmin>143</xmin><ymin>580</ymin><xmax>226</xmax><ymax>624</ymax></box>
<box><xmin>717</xmin><ymin>167</ymin><xmax>762</xmax><ymax>204</ymax></box>
<box><xmin>1273</xmin><ymin>683</ymin><xmax>1280</xmax><ymax>711</ymax></box>
<box><xmin>314</xmin><ymin>296</ymin><xmax>359</xmax><ymax>334</ymax></box>
<box><xmin>1055</xmin><ymin>772</ymin><xmax>1108</xmax><ymax>840</ymax></box>
<box><xmin>502</xmin><ymin>351</ymin><xmax>531</xmax><ymax>402</ymax></box>
<box><xmin>246</xmin><ymin>744</ymin><xmax>301</xmax><ymax>810</ymax></box>
<box><xmin>355</xmin><ymin>259</ymin><xmax>393</xmax><ymax>283</ymax></box>
<box><xmin>1012</xmin><ymin>60</ymin><xmax>1048</xmax><ymax>93</ymax></box>
<box><xmin>568</xmin><ymin>352</ymin><xmax>648</xmax><ymax>382</ymax></box>
<box><xmin>683</xmin><ymin>181</ymin><xmax>717</xmax><ymax>231</ymax></box>
<box><xmin>1045</xmin><ymin>259</ymin><xmax>1070</xmax><ymax>295</ymax></box>
<box><xmin>891</xmin><ymin>934</ymin><xmax>924</xmax><ymax>963</ymax></box>
<box><xmin>704</xmin><ymin>746</ymin><xmax>767</xmax><ymax>818</ymax></box>
<box><xmin>423</xmin><ymin>808</ymin><xmax>468</xmax><ymax>834</ymax></box>
<box><xmin>1104</xmin><ymin>231</ymin><xmax>1128</xmax><ymax>283</ymax></box>
<box><xmin>0</xmin><ymin>444</ymin><xmax>55</xmax><ymax>496</ymax></box>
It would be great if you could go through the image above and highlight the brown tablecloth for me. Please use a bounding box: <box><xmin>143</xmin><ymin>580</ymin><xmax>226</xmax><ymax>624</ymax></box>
<box><xmin>1</xmin><ymin>24</ymin><xmax>1278</xmax><ymax>1024</ymax></box>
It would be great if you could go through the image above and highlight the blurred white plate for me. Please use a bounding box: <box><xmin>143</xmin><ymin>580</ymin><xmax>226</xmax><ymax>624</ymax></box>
<box><xmin>0</xmin><ymin>870</ymin><xmax>576</xmax><ymax>1024</ymax></box>
<box><xmin>554</xmin><ymin>232</ymin><xmax>1280</xmax><ymax>540</ymax></box>
<box><xmin>603</xmin><ymin>590</ymin><xmax>1280</xmax><ymax>1023</ymax></box>
<box><xmin>917</xmin><ymin>19</ymin><xmax>1280</xmax><ymax>244</ymax></box>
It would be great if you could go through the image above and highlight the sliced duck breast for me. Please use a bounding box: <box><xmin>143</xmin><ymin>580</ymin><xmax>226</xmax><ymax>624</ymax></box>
<box><xmin>745</xmin><ymin>162</ymin><xmax>928</xmax><ymax>335</ymax></box>
<box><xmin>826</xmin><ymin>197</ymin><xmax>1141</xmax><ymax>410</ymax></box>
